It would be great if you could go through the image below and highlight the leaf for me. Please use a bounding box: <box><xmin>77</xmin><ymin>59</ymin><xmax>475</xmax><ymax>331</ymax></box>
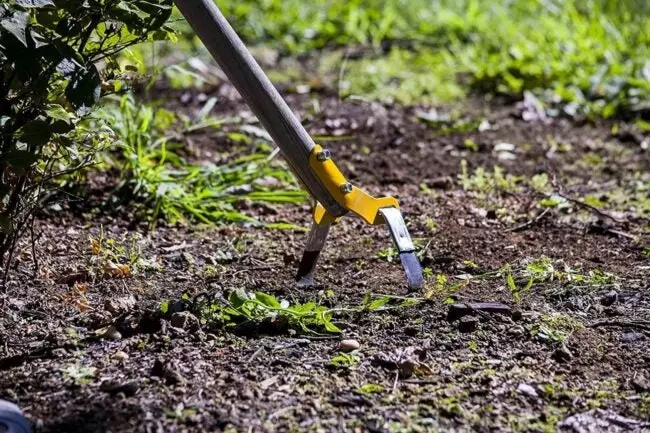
<box><xmin>65</xmin><ymin>63</ymin><xmax>101</xmax><ymax>116</ymax></box>
<box><xmin>255</xmin><ymin>292</ymin><xmax>281</xmax><ymax>308</ymax></box>
<box><xmin>2</xmin><ymin>150</ymin><xmax>38</xmax><ymax>167</ymax></box>
<box><xmin>0</xmin><ymin>11</ymin><xmax>29</xmax><ymax>46</ymax></box>
<box><xmin>228</xmin><ymin>289</ymin><xmax>250</xmax><ymax>309</ymax></box>
<box><xmin>367</xmin><ymin>296</ymin><xmax>390</xmax><ymax>311</ymax></box>
<box><xmin>15</xmin><ymin>0</ymin><xmax>54</xmax><ymax>8</ymax></box>
<box><xmin>0</xmin><ymin>214</ymin><xmax>12</xmax><ymax>233</ymax></box>
<box><xmin>19</xmin><ymin>119</ymin><xmax>51</xmax><ymax>146</ymax></box>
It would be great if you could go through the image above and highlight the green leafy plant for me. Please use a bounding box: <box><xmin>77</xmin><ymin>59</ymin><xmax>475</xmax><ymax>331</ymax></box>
<box><xmin>329</xmin><ymin>353</ymin><xmax>359</xmax><ymax>368</ymax></box>
<box><xmin>192</xmin><ymin>289</ymin><xmax>341</xmax><ymax>334</ymax></box>
<box><xmin>93</xmin><ymin>93</ymin><xmax>306</xmax><ymax>227</ymax></box>
<box><xmin>0</xmin><ymin>0</ymin><xmax>174</xmax><ymax>266</ymax></box>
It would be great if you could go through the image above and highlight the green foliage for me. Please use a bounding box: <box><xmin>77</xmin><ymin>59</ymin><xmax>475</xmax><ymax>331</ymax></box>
<box><xmin>191</xmin><ymin>289</ymin><xmax>341</xmax><ymax>334</ymax></box>
<box><xmin>0</xmin><ymin>0</ymin><xmax>174</xmax><ymax>262</ymax></box>
<box><xmin>93</xmin><ymin>94</ymin><xmax>306</xmax><ymax>226</ymax></box>
<box><xmin>216</xmin><ymin>0</ymin><xmax>650</xmax><ymax>113</ymax></box>
<box><xmin>330</xmin><ymin>353</ymin><xmax>359</xmax><ymax>368</ymax></box>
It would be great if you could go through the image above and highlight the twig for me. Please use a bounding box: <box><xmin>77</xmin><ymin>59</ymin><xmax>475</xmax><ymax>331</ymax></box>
<box><xmin>247</xmin><ymin>347</ymin><xmax>264</xmax><ymax>364</ymax></box>
<box><xmin>589</xmin><ymin>320</ymin><xmax>650</xmax><ymax>332</ymax></box>
<box><xmin>392</xmin><ymin>370</ymin><xmax>400</xmax><ymax>392</ymax></box>
<box><xmin>505</xmin><ymin>208</ymin><xmax>551</xmax><ymax>232</ymax></box>
<box><xmin>556</xmin><ymin>193</ymin><xmax>624</xmax><ymax>224</ymax></box>
<box><xmin>30</xmin><ymin>215</ymin><xmax>38</xmax><ymax>278</ymax></box>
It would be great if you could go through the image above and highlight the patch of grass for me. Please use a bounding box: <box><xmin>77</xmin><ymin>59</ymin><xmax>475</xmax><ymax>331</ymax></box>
<box><xmin>330</xmin><ymin>353</ymin><xmax>360</xmax><ymax>368</ymax></box>
<box><xmin>357</xmin><ymin>383</ymin><xmax>385</xmax><ymax>394</ymax></box>
<box><xmin>90</xmin><ymin>94</ymin><xmax>306</xmax><ymax>227</ymax></box>
<box><xmin>213</xmin><ymin>0</ymin><xmax>650</xmax><ymax>117</ymax></box>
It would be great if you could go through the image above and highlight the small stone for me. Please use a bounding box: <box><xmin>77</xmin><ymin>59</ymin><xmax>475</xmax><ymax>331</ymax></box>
<box><xmin>170</xmin><ymin>311</ymin><xmax>200</xmax><ymax>332</ymax></box>
<box><xmin>508</xmin><ymin>325</ymin><xmax>526</xmax><ymax>338</ymax></box>
<box><xmin>517</xmin><ymin>383</ymin><xmax>539</xmax><ymax>399</ymax></box>
<box><xmin>112</xmin><ymin>351</ymin><xmax>129</xmax><ymax>361</ymax></box>
<box><xmin>632</xmin><ymin>376</ymin><xmax>650</xmax><ymax>392</ymax></box>
<box><xmin>600</xmin><ymin>290</ymin><xmax>618</xmax><ymax>307</ymax></box>
<box><xmin>100</xmin><ymin>379</ymin><xmax>139</xmax><ymax>396</ymax></box>
<box><xmin>151</xmin><ymin>358</ymin><xmax>185</xmax><ymax>386</ymax></box>
<box><xmin>552</xmin><ymin>346</ymin><xmax>573</xmax><ymax>363</ymax></box>
<box><xmin>620</xmin><ymin>332</ymin><xmax>646</xmax><ymax>343</ymax></box>
<box><xmin>101</xmin><ymin>325</ymin><xmax>122</xmax><ymax>340</ymax></box>
<box><xmin>458</xmin><ymin>316</ymin><xmax>478</xmax><ymax>333</ymax></box>
<box><xmin>104</xmin><ymin>295</ymin><xmax>136</xmax><ymax>316</ymax></box>
<box><xmin>339</xmin><ymin>339</ymin><xmax>360</xmax><ymax>353</ymax></box>
<box><xmin>511</xmin><ymin>310</ymin><xmax>523</xmax><ymax>321</ymax></box>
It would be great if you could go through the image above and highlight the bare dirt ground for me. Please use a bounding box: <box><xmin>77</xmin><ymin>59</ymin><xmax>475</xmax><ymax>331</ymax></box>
<box><xmin>1</xmin><ymin>83</ymin><xmax>649</xmax><ymax>432</ymax></box>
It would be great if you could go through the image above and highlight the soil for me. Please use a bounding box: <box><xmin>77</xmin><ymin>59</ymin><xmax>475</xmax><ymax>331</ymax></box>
<box><xmin>1</xmin><ymin>80</ymin><xmax>649</xmax><ymax>432</ymax></box>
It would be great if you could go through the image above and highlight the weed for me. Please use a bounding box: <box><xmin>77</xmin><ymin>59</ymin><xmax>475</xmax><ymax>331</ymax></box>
<box><xmin>357</xmin><ymin>383</ymin><xmax>385</xmax><ymax>394</ymax></box>
<box><xmin>63</xmin><ymin>364</ymin><xmax>96</xmax><ymax>386</ymax></box>
<box><xmin>190</xmin><ymin>289</ymin><xmax>342</xmax><ymax>334</ymax></box>
<box><xmin>329</xmin><ymin>353</ymin><xmax>360</xmax><ymax>368</ymax></box>
<box><xmin>93</xmin><ymin>94</ymin><xmax>306</xmax><ymax>226</ymax></box>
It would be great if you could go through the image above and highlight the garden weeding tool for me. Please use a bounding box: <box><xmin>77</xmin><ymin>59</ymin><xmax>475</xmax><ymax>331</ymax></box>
<box><xmin>174</xmin><ymin>0</ymin><xmax>424</xmax><ymax>289</ymax></box>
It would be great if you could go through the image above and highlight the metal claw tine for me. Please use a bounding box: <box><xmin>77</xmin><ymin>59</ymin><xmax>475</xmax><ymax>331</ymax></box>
<box><xmin>295</xmin><ymin>222</ymin><xmax>331</xmax><ymax>287</ymax></box>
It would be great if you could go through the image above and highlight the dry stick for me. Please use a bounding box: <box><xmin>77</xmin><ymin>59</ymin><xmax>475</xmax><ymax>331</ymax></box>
<box><xmin>505</xmin><ymin>208</ymin><xmax>551</xmax><ymax>233</ymax></box>
<box><xmin>556</xmin><ymin>193</ymin><xmax>625</xmax><ymax>224</ymax></box>
<box><xmin>589</xmin><ymin>320</ymin><xmax>650</xmax><ymax>332</ymax></box>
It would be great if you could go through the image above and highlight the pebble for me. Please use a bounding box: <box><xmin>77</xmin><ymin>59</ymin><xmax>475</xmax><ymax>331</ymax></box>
<box><xmin>112</xmin><ymin>351</ymin><xmax>129</xmax><ymax>361</ymax></box>
<box><xmin>517</xmin><ymin>383</ymin><xmax>539</xmax><ymax>399</ymax></box>
<box><xmin>508</xmin><ymin>325</ymin><xmax>526</xmax><ymax>338</ymax></box>
<box><xmin>600</xmin><ymin>290</ymin><xmax>618</xmax><ymax>306</ymax></box>
<box><xmin>632</xmin><ymin>375</ymin><xmax>650</xmax><ymax>392</ymax></box>
<box><xmin>552</xmin><ymin>345</ymin><xmax>573</xmax><ymax>363</ymax></box>
<box><xmin>104</xmin><ymin>295</ymin><xmax>136</xmax><ymax>316</ymax></box>
<box><xmin>339</xmin><ymin>339</ymin><xmax>360</xmax><ymax>353</ymax></box>
<box><xmin>458</xmin><ymin>316</ymin><xmax>478</xmax><ymax>333</ymax></box>
<box><xmin>511</xmin><ymin>310</ymin><xmax>523</xmax><ymax>321</ymax></box>
<box><xmin>102</xmin><ymin>325</ymin><xmax>122</xmax><ymax>341</ymax></box>
<box><xmin>170</xmin><ymin>311</ymin><xmax>200</xmax><ymax>332</ymax></box>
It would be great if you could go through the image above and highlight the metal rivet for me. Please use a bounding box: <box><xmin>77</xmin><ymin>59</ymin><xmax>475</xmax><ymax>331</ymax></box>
<box><xmin>316</xmin><ymin>149</ymin><xmax>331</xmax><ymax>161</ymax></box>
<box><xmin>339</xmin><ymin>182</ymin><xmax>353</xmax><ymax>194</ymax></box>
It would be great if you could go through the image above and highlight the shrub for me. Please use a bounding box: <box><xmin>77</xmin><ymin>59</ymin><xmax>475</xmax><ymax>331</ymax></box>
<box><xmin>0</xmin><ymin>0</ymin><xmax>174</xmax><ymax>267</ymax></box>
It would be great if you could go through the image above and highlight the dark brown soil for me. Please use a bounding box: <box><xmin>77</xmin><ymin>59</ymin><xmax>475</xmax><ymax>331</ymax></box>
<box><xmin>1</xmin><ymin>82</ymin><xmax>649</xmax><ymax>432</ymax></box>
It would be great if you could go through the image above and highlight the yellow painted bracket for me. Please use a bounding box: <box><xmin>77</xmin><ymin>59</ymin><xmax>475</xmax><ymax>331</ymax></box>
<box><xmin>309</xmin><ymin>145</ymin><xmax>399</xmax><ymax>225</ymax></box>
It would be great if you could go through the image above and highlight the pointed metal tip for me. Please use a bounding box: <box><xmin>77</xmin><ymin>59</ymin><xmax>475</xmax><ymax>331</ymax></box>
<box><xmin>399</xmin><ymin>252</ymin><xmax>424</xmax><ymax>290</ymax></box>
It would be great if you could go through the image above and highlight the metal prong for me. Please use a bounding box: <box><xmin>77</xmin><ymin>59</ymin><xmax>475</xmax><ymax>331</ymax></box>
<box><xmin>296</xmin><ymin>222</ymin><xmax>331</xmax><ymax>287</ymax></box>
<box><xmin>378</xmin><ymin>207</ymin><xmax>424</xmax><ymax>290</ymax></box>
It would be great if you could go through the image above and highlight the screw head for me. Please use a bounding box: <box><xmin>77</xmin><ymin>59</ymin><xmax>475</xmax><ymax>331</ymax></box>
<box><xmin>316</xmin><ymin>149</ymin><xmax>331</xmax><ymax>161</ymax></box>
<box><xmin>339</xmin><ymin>182</ymin><xmax>353</xmax><ymax>194</ymax></box>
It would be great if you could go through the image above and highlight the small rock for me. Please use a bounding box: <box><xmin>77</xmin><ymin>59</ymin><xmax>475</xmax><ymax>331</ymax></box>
<box><xmin>632</xmin><ymin>376</ymin><xmax>650</xmax><ymax>392</ymax></box>
<box><xmin>604</xmin><ymin>306</ymin><xmax>624</xmax><ymax>317</ymax></box>
<box><xmin>511</xmin><ymin>309</ymin><xmax>523</xmax><ymax>321</ymax></box>
<box><xmin>100</xmin><ymin>379</ymin><xmax>139</xmax><ymax>396</ymax></box>
<box><xmin>517</xmin><ymin>383</ymin><xmax>539</xmax><ymax>399</ymax></box>
<box><xmin>600</xmin><ymin>290</ymin><xmax>618</xmax><ymax>307</ymax></box>
<box><xmin>101</xmin><ymin>325</ymin><xmax>122</xmax><ymax>340</ymax></box>
<box><xmin>151</xmin><ymin>358</ymin><xmax>185</xmax><ymax>386</ymax></box>
<box><xmin>104</xmin><ymin>295</ymin><xmax>136</xmax><ymax>316</ymax></box>
<box><xmin>508</xmin><ymin>325</ymin><xmax>526</xmax><ymax>338</ymax></box>
<box><xmin>458</xmin><ymin>316</ymin><xmax>478</xmax><ymax>333</ymax></box>
<box><xmin>112</xmin><ymin>351</ymin><xmax>129</xmax><ymax>361</ymax></box>
<box><xmin>170</xmin><ymin>311</ymin><xmax>200</xmax><ymax>332</ymax></box>
<box><xmin>447</xmin><ymin>302</ymin><xmax>511</xmax><ymax>321</ymax></box>
<box><xmin>620</xmin><ymin>332</ymin><xmax>646</xmax><ymax>343</ymax></box>
<box><xmin>339</xmin><ymin>339</ymin><xmax>360</xmax><ymax>353</ymax></box>
<box><xmin>552</xmin><ymin>345</ymin><xmax>573</xmax><ymax>363</ymax></box>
